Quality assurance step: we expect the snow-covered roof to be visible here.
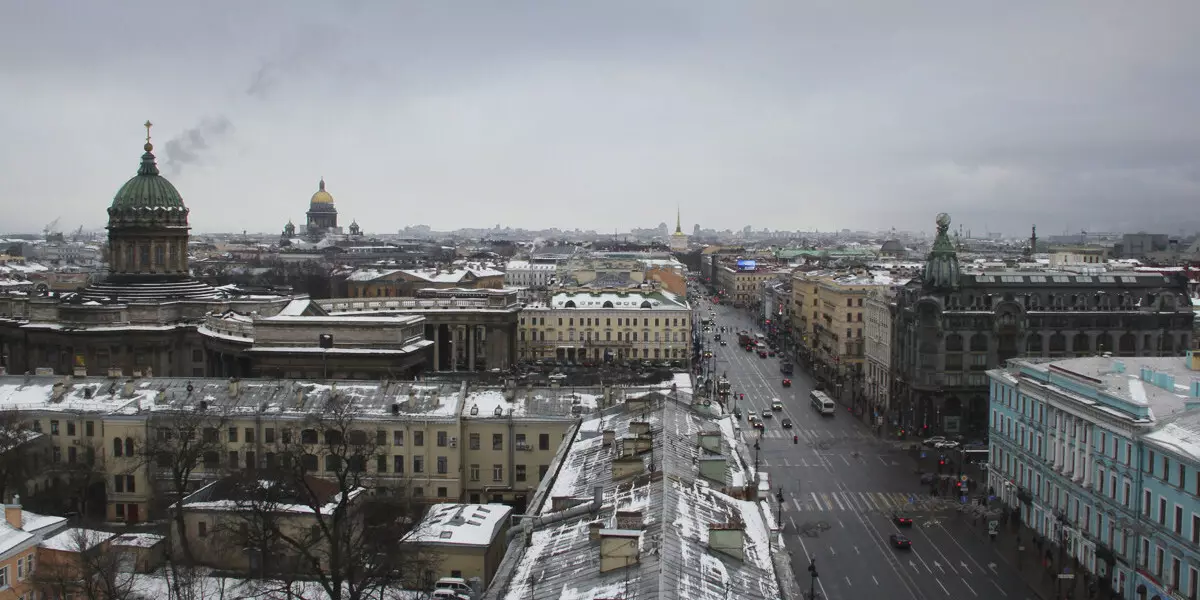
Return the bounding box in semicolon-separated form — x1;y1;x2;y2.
1145;411;1200;461
404;503;513;547
0;376;464;419
0;524;33;556
461;388;601;421
109;532;165;548
487;397;781;600
40;528;115;552
544;290;689;311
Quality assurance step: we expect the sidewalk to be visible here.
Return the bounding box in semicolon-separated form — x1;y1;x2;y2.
960;509;1095;600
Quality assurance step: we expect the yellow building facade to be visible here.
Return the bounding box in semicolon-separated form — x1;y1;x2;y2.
2;376;605;525
518;291;691;364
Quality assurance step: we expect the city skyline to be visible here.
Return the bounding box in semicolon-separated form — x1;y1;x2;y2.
4;1;1200;236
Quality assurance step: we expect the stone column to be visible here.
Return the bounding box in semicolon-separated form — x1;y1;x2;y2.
432;326;440;371
467;326;476;372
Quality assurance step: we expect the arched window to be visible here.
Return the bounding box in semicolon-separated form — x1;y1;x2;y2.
125;437;134;457
602;301;614;308
564;300;577;308
113;437;123;457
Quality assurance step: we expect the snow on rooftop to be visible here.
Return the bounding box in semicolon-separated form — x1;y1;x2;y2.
462;388;600;420
1145;412;1200;461
110;532;165;548
41;528;114;552
404;503;513;547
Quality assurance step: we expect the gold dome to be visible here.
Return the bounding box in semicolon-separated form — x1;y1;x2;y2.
310;178;334;204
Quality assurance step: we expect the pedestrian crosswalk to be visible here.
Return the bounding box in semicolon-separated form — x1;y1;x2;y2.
783;491;959;513
750;428;874;441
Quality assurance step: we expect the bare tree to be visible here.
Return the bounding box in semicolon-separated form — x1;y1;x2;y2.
140;405;231;565
0;409;39;501
219;396;437;600
33;527;137;600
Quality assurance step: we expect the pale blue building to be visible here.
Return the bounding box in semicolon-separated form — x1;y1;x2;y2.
988;352;1200;600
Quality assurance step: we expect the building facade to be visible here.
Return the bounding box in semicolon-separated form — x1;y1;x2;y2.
864;286;898;420
1;375;606;524
894;213;1194;436
502;260;556;289
791;270;903;405
345;265;505;299
518;290;691;365
988;354;1200;600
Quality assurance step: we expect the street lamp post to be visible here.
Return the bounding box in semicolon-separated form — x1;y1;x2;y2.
806;558;820;600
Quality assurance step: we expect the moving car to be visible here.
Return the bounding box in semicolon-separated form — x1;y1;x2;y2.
782;378;792;387
934;440;960;450
758;350;768;358
768;350;776;357
720;340;728;346
733;408;742;419
771;399;784;411
889;534;912;549
744;345;754;352
749;416;764;430
781;418;793;429
891;513;914;527
761;409;773;418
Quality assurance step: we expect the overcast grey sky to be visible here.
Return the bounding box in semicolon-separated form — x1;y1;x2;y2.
4;1;1200;236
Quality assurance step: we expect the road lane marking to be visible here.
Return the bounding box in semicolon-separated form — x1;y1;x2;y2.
872;576;879;585
845;576;852;587
811;492;824;510
936;578;950;595
783;458;791;467
792;498;802;511
829;546;836;556
831;494;845;510
800;457;809;467
877;455;888;466
961;578;977;597
840;455;851;466
990;580;1007;597
854;545;860;554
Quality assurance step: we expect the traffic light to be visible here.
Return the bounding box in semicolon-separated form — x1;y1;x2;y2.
808;559;818;578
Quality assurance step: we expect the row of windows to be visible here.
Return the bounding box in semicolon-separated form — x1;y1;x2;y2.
521;316;688;328
31;419;95;437
993;440;1200;599
151;427;550;451
521;329;689;342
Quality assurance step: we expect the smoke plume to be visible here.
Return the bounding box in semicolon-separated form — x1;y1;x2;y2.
162;116;234;175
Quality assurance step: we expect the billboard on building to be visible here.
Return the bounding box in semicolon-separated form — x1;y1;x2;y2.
736;259;756;271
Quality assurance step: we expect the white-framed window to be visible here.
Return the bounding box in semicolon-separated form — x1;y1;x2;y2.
15;556;22;580
0;564;8;588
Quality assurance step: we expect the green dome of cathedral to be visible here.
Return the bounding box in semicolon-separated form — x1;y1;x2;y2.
107;122;190;229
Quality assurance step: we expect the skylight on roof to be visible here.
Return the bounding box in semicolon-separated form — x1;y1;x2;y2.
439;531;453;539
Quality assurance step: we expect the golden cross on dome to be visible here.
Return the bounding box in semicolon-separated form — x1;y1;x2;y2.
144;120;153;144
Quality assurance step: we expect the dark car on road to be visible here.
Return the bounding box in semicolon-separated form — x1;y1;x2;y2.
889;534;912;549
891;513;913;527
782;378;791;387
758;350;768;358
781;418;792;429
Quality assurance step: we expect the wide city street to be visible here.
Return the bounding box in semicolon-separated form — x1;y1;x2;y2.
696;297;1038;600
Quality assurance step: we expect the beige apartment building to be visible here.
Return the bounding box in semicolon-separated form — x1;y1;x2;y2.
0;374;612;525
518;290;691;364
791;270;903;379
715;262;785;307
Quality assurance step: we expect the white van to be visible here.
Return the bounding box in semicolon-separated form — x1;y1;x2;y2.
435;577;474;597
809;391;835;416
771;398;784;411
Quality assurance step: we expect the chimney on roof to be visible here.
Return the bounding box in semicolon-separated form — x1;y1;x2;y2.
228;378;240;397
122;378;136;398
629;421;650;436
598;529;641;573
707;522;746;562
697;431;722;454
602;430;615;448
588;520;604;541
4;496;21;529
